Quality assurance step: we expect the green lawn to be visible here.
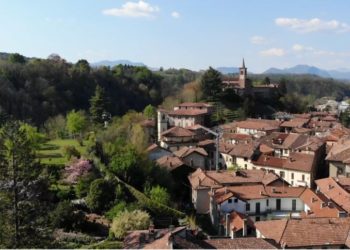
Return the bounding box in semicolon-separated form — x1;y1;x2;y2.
37;139;88;165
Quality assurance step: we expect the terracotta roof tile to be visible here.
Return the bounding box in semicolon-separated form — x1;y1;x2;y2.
161;126;195;137
316;177;350;213
156;155;185;171
200;238;278;249
174;146;208;158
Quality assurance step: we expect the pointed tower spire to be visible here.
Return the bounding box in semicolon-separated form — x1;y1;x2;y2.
242;58;246;68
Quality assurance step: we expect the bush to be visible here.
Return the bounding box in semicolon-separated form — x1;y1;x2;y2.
145;185;171;206
75;173;96;198
105;202;140;221
50;200;84;231
110;210;151;239
86;179;115;213
63;145;81;159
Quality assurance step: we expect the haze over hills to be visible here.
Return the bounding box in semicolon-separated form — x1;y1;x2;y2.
263;64;350;80
91;59;146;68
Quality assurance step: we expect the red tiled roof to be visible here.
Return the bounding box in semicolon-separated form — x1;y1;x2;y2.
200;238;278;249
174;146;208;158
168;109;209;116
161;126;195;137
156;155;185;171
300;188;344;218
256;218;350;248
235;119;281;131
253;154;286;168
315;177;350;213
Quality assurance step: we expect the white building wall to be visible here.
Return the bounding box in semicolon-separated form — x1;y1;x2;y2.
250;164;312;187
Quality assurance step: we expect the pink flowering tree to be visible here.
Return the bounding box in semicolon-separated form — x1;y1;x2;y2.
63;158;92;184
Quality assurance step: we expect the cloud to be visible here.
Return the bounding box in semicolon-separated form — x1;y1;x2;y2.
275;17;350;33
250;36;267;44
292;44;314;52
102;1;160;18
171;11;180;19
260;48;285;57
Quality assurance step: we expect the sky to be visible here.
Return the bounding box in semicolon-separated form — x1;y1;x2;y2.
0;0;350;72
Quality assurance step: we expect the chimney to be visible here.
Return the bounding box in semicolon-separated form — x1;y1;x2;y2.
242;218;248;237
225;213;231;237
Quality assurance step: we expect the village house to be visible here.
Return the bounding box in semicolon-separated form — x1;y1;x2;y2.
219;141;259;170
326;136;350;177
251;152;317;188
146;143;172;161
234;119;281;137
255;217;350;249
299;188;346;218
173;146;208;169
280;118;310;133
315;176;350;214
209;185;306;228
188;169;287;214
157;102;213;141
159;126;197;151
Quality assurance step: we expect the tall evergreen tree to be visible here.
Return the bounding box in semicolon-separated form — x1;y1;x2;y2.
0;121;49;248
89;85;108;124
200;67;222;100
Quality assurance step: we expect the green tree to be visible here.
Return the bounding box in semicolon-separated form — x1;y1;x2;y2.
8;53;26;64
146;185;170;206
0;121;48;248
110;210;151;239
66;110;87;138
86;178;115;213
143;104;156;119
50;200;84;232
89;85;108;124
43;115;67;139
200;67;222;100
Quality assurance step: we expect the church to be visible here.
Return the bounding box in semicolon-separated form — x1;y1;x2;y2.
222;59;278;98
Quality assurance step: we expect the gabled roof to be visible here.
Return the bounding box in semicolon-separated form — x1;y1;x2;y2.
199;238;278;249
156;155;186;171
315;177;350;213
300;188;344;218
213;185;305;203
227;141;259;158
174;146;208;158
161;126;195;137
235;119;281;131
256;218;350;248
188;169;282;190
280;118;309;128
168;109;209;116
326;138;350;162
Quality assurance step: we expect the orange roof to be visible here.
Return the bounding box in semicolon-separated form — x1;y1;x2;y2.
168;109;209;116
188;169;281;190
161;126;195;137
174;146;208;158
156;155;185;171
315;177;350;213
256;218;350;248
300;188;344;218
235;119;281;131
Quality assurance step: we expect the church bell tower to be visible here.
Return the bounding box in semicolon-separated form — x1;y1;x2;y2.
239;58;247;88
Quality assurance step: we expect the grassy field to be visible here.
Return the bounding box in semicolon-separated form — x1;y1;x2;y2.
37;139;88;165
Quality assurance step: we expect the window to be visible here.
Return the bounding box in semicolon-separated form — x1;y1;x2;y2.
292;199;297;211
280;171;285;178
266;199;269;207
246;203;250;211
284;149;288;154
302;175;305;181
244;157;248;161
291;173;294;179
228;199;232;204
234;198;238;203
245;164;248;169
255;216;260;222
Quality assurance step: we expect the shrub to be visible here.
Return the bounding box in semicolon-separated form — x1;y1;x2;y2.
105;202;140;221
110;210;151;239
63;145;81;160
50;200;84;231
86;179;115;213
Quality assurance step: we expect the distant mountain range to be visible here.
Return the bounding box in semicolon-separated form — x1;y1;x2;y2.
263;64;350;80
216;67;239;74
91;60;147;68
